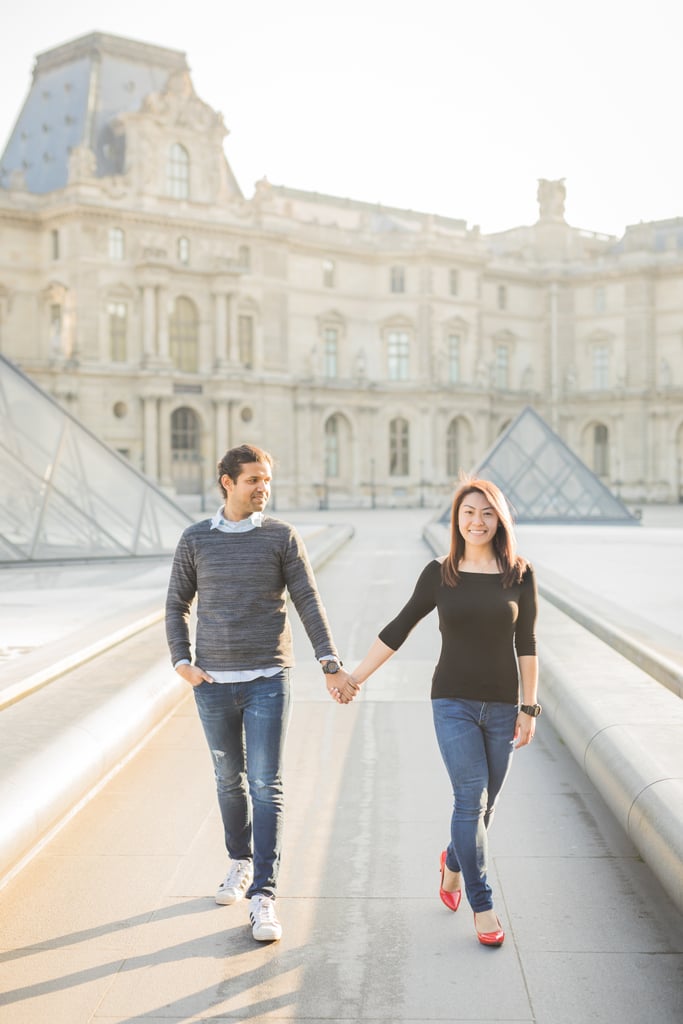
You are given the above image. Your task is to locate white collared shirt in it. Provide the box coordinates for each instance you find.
[210,508,264,533]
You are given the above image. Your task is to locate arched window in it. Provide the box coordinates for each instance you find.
[177,236,190,265]
[322,258,335,288]
[171,407,199,452]
[324,416,340,478]
[447,333,461,383]
[324,327,338,378]
[592,345,609,389]
[594,424,609,476]
[170,297,199,372]
[495,345,509,389]
[167,143,189,199]
[389,417,410,476]
[238,315,254,368]
[108,227,125,260]
[446,419,460,478]
[108,301,127,362]
[171,407,202,494]
[390,266,405,293]
[387,330,410,380]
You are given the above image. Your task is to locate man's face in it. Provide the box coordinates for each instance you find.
[222,461,272,520]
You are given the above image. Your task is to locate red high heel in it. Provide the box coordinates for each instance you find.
[439,850,462,912]
[474,912,505,947]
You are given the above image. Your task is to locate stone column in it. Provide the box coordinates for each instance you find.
[214,292,229,368]
[158,397,173,488]
[228,294,240,364]
[157,287,169,360]
[214,398,230,465]
[142,286,156,362]
[142,396,159,482]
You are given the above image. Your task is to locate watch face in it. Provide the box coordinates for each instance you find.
[323,661,339,674]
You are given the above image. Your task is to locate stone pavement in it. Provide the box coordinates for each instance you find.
[0,508,681,1022]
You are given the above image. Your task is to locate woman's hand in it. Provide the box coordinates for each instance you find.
[327,669,360,704]
[514,711,536,748]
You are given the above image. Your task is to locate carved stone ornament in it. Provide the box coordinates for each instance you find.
[537,178,566,222]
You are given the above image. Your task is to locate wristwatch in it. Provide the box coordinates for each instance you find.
[321,660,342,675]
[520,703,542,717]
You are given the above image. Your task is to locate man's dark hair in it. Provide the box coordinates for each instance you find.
[217,444,274,497]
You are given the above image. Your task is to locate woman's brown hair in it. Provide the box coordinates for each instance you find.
[441,476,527,588]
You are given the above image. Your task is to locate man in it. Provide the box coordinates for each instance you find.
[165,444,357,942]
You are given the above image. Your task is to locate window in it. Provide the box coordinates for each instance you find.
[324,416,339,477]
[447,333,461,383]
[446,419,460,477]
[51,229,60,260]
[592,345,609,389]
[171,407,199,452]
[495,345,509,389]
[322,258,335,288]
[170,296,199,372]
[238,245,251,270]
[238,315,254,368]
[108,301,127,362]
[594,285,606,313]
[449,268,459,296]
[387,330,409,380]
[177,237,190,265]
[323,327,338,378]
[171,407,201,494]
[497,284,507,310]
[389,417,410,476]
[594,424,609,476]
[167,143,189,199]
[390,265,405,293]
[108,227,125,261]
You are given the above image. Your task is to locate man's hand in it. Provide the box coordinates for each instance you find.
[326,668,360,704]
[175,663,215,687]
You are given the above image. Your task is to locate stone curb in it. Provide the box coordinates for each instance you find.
[423,521,683,915]
[0,524,354,889]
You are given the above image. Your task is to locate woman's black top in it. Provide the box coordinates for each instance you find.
[378,559,537,704]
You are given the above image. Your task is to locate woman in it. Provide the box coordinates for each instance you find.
[348,477,539,947]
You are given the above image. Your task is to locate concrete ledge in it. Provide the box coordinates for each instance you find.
[0,661,186,884]
[0,523,354,889]
[423,521,683,914]
[539,575,683,699]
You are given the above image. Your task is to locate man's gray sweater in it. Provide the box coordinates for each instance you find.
[165,516,339,672]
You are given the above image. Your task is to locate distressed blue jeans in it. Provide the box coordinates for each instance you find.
[193,671,291,899]
[432,698,517,913]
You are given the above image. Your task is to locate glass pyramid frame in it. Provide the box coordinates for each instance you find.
[443,405,638,525]
[0,355,192,561]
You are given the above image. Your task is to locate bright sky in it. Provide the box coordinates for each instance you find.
[1,0,680,237]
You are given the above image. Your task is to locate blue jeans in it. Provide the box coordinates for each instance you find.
[432,698,517,913]
[193,671,291,899]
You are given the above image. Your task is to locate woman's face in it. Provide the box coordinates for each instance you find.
[457,490,499,546]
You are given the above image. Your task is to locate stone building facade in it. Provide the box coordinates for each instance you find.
[1,32,682,508]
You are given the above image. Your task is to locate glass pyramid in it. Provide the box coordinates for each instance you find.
[0,355,192,561]
[443,405,638,525]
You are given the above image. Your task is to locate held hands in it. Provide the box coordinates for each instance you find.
[326,668,361,705]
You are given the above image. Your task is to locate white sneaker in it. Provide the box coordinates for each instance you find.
[215,859,253,905]
[249,894,282,942]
